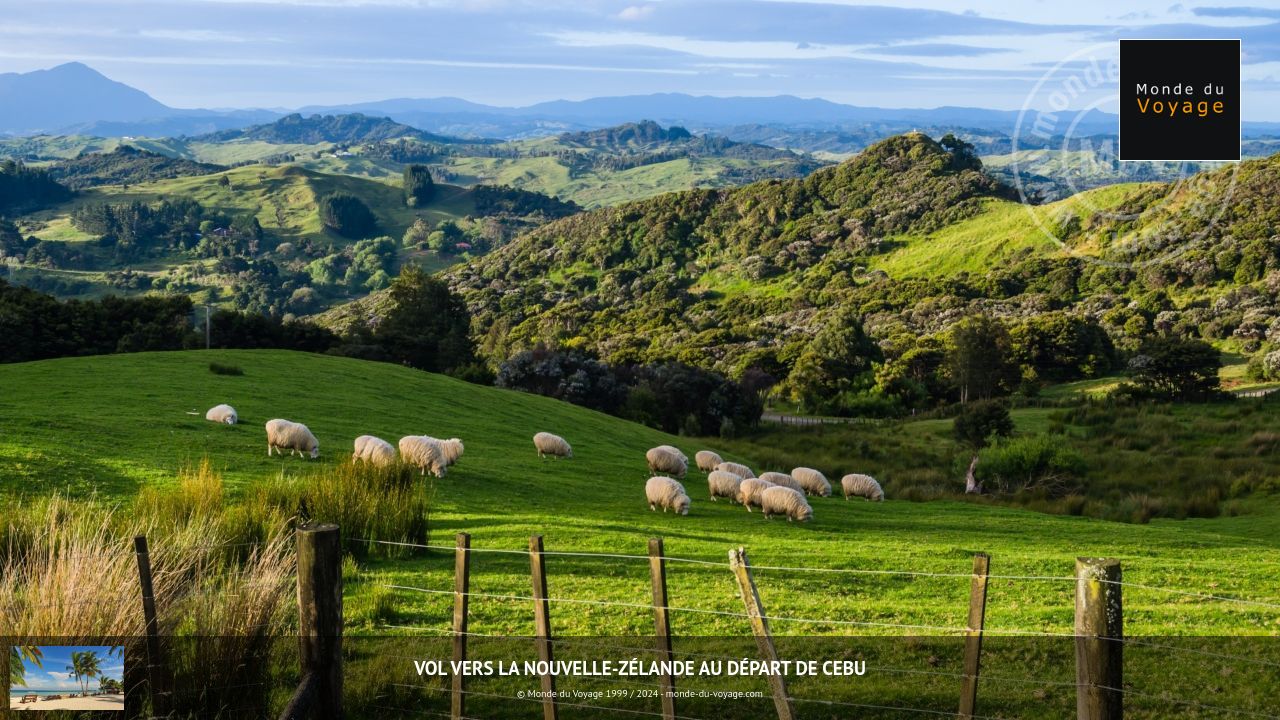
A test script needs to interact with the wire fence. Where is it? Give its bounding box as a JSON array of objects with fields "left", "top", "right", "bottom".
[{"left": 350, "top": 533, "right": 1280, "bottom": 720}]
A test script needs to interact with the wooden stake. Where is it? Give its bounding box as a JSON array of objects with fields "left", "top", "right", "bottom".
[
  {"left": 729, "top": 547, "right": 795, "bottom": 720},
  {"left": 1075, "top": 557, "right": 1122, "bottom": 720},
  {"left": 649, "top": 538, "right": 677, "bottom": 720},
  {"left": 529, "top": 535, "right": 558, "bottom": 720},
  {"left": 958, "top": 552, "right": 990, "bottom": 719},
  {"left": 297, "top": 523, "right": 343, "bottom": 720},
  {"left": 452, "top": 533, "right": 471, "bottom": 720},
  {"left": 134, "top": 535, "right": 169, "bottom": 717}
]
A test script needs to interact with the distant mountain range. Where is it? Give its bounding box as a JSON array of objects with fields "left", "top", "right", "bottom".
[{"left": 4, "top": 62, "right": 1280, "bottom": 144}]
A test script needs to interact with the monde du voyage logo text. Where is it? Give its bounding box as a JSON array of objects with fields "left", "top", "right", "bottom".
[{"left": 1120, "top": 39, "right": 1241, "bottom": 161}]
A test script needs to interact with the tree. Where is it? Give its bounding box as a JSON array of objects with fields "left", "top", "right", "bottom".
[
  {"left": 373, "top": 265, "right": 476, "bottom": 372},
  {"left": 944, "top": 314, "right": 1020, "bottom": 403},
  {"left": 1127, "top": 336, "right": 1221, "bottom": 401},
  {"left": 787, "top": 307, "right": 881, "bottom": 412},
  {"left": 66, "top": 650, "right": 102, "bottom": 697},
  {"left": 9, "top": 646, "right": 43, "bottom": 687},
  {"left": 318, "top": 192, "right": 377, "bottom": 239},
  {"left": 403, "top": 164, "right": 434, "bottom": 206},
  {"left": 953, "top": 399, "right": 1014, "bottom": 493}
]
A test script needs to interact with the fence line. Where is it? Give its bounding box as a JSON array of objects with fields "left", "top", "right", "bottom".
[{"left": 351, "top": 537, "right": 729, "bottom": 567}]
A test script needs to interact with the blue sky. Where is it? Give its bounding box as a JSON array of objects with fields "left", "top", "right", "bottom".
[
  {"left": 10, "top": 646, "right": 124, "bottom": 691},
  {"left": 0, "top": 1, "right": 1278, "bottom": 117}
]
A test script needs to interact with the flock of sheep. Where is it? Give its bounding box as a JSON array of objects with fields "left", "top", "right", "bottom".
[
  {"left": 641, "top": 446, "right": 883, "bottom": 523},
  {"left": 206, "top": 404, "right": 465, "bottom": 476},
  {"left": 203, "top": 407, "right": 882, "bottom": 524}
]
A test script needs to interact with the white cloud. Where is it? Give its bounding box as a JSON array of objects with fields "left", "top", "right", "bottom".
[
  {"left": 138, "top": 29, "right": 267, "bottom": 43},
  {"left": 618, "top": 5, "right": 653, "bottom": 21}
]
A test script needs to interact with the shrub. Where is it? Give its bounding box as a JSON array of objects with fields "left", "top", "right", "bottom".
[
  {"left": 318, "top": 191, "right": 378, "bottom": 239},
  {"left": 971, "top": 435, "right": 1087, "bottom": 496}
]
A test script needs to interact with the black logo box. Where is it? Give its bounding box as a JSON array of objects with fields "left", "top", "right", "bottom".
[{"left": 1119, "top": 39, "right": 1241, "bottom": 162}]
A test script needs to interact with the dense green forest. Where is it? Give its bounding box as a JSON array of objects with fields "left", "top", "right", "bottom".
[
  {"left": 49, "top": 145, "right": 225, "bottom": 189},
  {"left": 448, "top": 132, "right": 1280, "bottom": 415},
  {"left": 0, "top": 159, "right": 72, "bottom": 214}
]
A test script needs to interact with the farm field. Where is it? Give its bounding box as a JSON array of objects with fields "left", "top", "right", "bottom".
[{"left": 2, "top": 349, "right": 1278, "bottom": 647}]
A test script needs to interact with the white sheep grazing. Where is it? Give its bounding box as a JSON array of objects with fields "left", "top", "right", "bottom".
[
  {"left": 645, "top": 476, "right": 691, "bottom": 515},
  {"left": 399, "top": 435, "right": 449, "bottom": 477},
  {"left": 353, "top": 435, "right": 396, "bottom": 467},
  {"left": 646, "top": 446, "right": 688, "bottom": 478},
  {"left": 716, "top": 461, "right": 755, "bottom": 479},
  {"left": 656, "top": 445, "right": 689, "bottom": 464},
  {"left": 791, "top": 467, "right": 832, "bottom": 497},
  {"left": 206, "top": 404, "right": 238, "bottom": 425},
  {"left": 533, "top": 432, "right": 573, "bottom": 459},
  {"left": 841, "top": 473, "right": 885, "bottom": 502},
  {"left": 760, "top": 486, "right": 813, "bottom": 522},
  {"left": 695, "top": 450, "right": 723, "bottom": 473},
  {"left": 759, "top": 471, "right": 804, "bottom": 493},
  {"left": 265, "top": 419, "right": 319, "bottom": 459},
  {"left": 439, "top": 438, "right": 465, "bottom": 466},
  {"left": 737, "top": 477, "right": 776, "bottom": 512},
  {"left": 707, "top": 470, "right": 743, "bottom": 503}
]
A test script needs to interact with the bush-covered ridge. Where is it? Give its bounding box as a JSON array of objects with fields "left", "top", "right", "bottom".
[
  {"left": 49, "top": 145, "right": 225, "bottom": 189},
  {"left": 445, "top": 133, "right": 1280, "bottom": 417},
  {"left": 196, "top": 113, "right": 472, "bottom": 145},
  {"left": 448, "top": 132, "right": 1014, "bottom": 365}
]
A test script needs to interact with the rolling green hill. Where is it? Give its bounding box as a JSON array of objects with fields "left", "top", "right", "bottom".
[
  {"left": 1, "top": 348, "right": 1278, "bottom": 644},
  {"left": 441, "top": 133, "right": 1280, "bottom": 417},
  {"left": 5, "top": 164, "right": 551, "bottom": 308}
]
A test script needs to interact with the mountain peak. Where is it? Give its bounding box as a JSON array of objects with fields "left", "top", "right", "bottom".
[{"left": 0, "top": 62, "right": 172, "bottom": 134}]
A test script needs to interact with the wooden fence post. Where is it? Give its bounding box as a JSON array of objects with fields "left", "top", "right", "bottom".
[
  {"left": 648, "top": 538, "right": 677, "bottom": 720},
  {"left": 958, "top": 552, "right": 990, "bottom": 719},
  {"left": 529, "top": 535, "right": 558, "bottom": 720},
  {"left": 728, "top": 547, "right": 795, "bottom": 720},
  {"left": 1075, "top": 558, "right": 1122, "bottom": 720},
  {"left": 452, "top": 533, "right": 471, "bottom": 720},
  {"left": 297, "top": 523, "right": 343, "bottom": 720},
  {"left": 134, "top": 535, "right": 169, "bottom": 717}
]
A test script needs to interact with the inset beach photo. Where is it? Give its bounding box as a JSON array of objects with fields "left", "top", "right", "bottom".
[{"left": 8, "top": 646, "right": 124, "bottom": 712}]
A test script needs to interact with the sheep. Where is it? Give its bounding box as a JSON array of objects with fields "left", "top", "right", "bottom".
[
  {"left": 533, "top": 432, "right": 573, "bottom": 459},
  {"left": 645, "top": 476, "right": 691, "bottom": 515},
  {"left": 265, "top": 419, "right": 319, "bottom": 459},
  {"left": 399, "top": 435, "right": 449, "bottom": 477},
  {"left": 791, "top": 467, "right": 832, "bottom": 497},
  {"left": 707, "top": 470, "right": 743, "bottom": 503},
  {"left": 716, "top": 461, "right": 756, "bottom": 479},
  {"left": 759, "top": 471, "right": 804, "bottom": 493},
  {"left": 737, "top": 477, "right": 776, "bottom": 512},
  {"left": 646, "top": 446, "right": 688, "bottom": 478},
  {"left": 760, "top": 486, "right": 813, "bottom": 522},
  {"left": 695, "top": 450, "right": 723, "bottom": 473},
  {"left": 205, "top": 404, "right": 238, "bottom": 425},
  {"left": 841, "top": 473, "right": 884, "bottom": 502},
  {"left": 353, "top": 435, "right": 396, "bottom": 467},
  {"left": 656, "top": 445, "right": 689, "bottom": 463},
  {"left": 439, "top": 438, "right": 465, "bottom": 466}
]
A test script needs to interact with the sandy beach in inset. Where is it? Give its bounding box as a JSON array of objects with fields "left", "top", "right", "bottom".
[{"left": 8, "top": 694, "right": 124, "bottom": 711}]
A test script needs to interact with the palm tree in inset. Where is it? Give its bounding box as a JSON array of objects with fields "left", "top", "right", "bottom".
[
  {"left": 9, "top": 646, "right": 44, "bottom": 687},
  {"left": 66, "top": 650, "right": 103, "bottom": 696}
]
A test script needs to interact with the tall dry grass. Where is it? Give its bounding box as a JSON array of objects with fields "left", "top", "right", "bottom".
[{"left": 0, "top": 461, "right": 297, "bottom": 639}]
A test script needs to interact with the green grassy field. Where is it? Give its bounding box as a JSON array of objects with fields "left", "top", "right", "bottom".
[
  {"left": 868, "top": 184, "right": 1152, "bottom": 279},
  {"left": 1, "top": 349, "right": 1278, "bottom": 647}
]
